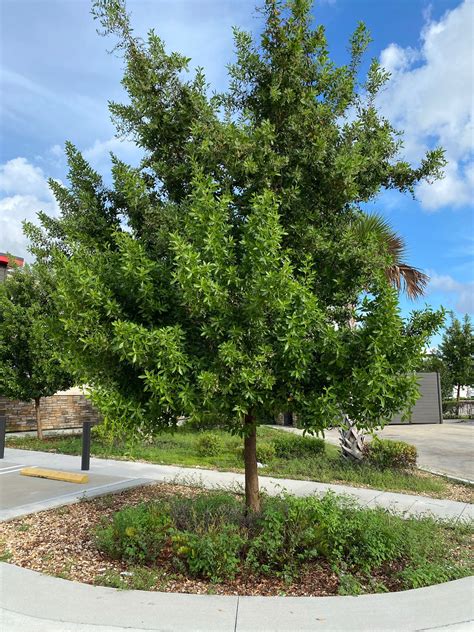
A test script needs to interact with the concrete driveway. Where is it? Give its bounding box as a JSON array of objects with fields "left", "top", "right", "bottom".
[{"left": 324, "top": 421, "right": 474, "bottom": 482}]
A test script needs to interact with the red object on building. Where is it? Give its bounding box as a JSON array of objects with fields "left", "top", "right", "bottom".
[
  {"left": 0, "top": 253, "right": 24, "bottom": 267},
  {"left": 0, "top": 252, "right": 25, "bottom": 282}
]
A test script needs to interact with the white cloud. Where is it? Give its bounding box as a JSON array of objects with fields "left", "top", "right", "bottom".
[
  {"left": 417, "top": 160, "right": 474, "bottom": 209},
  {"left": 0, "top": 158, "right": 59, "bottom": 259},
  {"left": 380, "top": 43, "right": 419, "bottom": 74},
  {"left": 378, "top": 0, "right": 474, "bottom": 210},
  {"left": 50, "top": 144, "right": 63, "bottom": 158},
  {"left": 0, "top": 157, "right": 51, "bottom": 198},
  {"left": 428, "top": 271, "right": 474, "bottom": 313},
  {"left": 83, "top": 137, "right": 143, "bottom": 175}
]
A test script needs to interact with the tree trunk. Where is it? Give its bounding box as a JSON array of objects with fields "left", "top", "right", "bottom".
[
  {"left": 243, "top": 413, "right": 260, "bottom": 512},
  {"left": 34, "top": 397, "right": 43, "bottom": 440},
  {"left": 456, "top": 384, "right": 461, "bottom": 417}
]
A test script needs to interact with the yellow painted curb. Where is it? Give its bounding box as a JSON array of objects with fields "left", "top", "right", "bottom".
[{"left": 20, "top": 467, "right": 89, "bottom": 484}]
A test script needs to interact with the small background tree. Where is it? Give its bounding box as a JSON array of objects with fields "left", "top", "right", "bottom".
[
  {"left": 439, "top": 314, "right": 474, "bottom": 414},
  {"left": 417, "top": 352, "right": 452, "bottom": 401},
  {"left": 0, "top": 265, "right": 73, "bottom": 439}
]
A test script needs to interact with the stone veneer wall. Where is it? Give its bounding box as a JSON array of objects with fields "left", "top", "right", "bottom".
[{"left": 0, "top": 394, "right": 101, "bottom": 433}]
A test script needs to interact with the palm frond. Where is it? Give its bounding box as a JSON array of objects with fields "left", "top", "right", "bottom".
[{"left": 353, "top": 212, "right": 429, "bottom": 299}]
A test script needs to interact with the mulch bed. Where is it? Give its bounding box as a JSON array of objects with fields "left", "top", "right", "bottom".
[{"left": 0, "top": 483, "right": 457, "bottom": 596}]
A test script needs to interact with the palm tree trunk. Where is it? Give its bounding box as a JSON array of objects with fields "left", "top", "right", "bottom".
[
  {"left": 34, "top": 397, "right": 43, "bottom": 440},
  {"left": 243, "top": 413, "right": 260, "bottom": 512},
  {"left": 339, "top": 415, "right": 365, "bottom": 460},
  {"left": 339, "top": 305, "right": 366, "bottom": 460}
]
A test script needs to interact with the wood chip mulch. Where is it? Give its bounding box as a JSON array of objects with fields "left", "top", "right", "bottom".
[
  {"left": 0, "top": 483, "right": 341, "bottom": 596},
  {"left": 0, "top": 482, "right": 463, "bottom": 597}
]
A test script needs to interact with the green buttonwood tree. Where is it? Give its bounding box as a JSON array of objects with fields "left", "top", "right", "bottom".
[
  {"left": 0, "top": 265, "right": 73, "bottom": 439},
  {"left": 439, "top": 314, "right": 474, "bottom": 414},
  {"left": 25, "top": 0, "right": 444, "bottom": 509}
]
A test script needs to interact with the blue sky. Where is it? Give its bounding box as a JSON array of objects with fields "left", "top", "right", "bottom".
[{"left": 1, "top": 0, "right": 473, "bottom": 342}]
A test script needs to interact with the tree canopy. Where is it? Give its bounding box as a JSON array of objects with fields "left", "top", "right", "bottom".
[
  {"left": 439, "top": 314, "right": 474, "bottom": 408},
  {"left": 0, "top": 265, "right": 73, "bottom": 438},
  {"left": 25, "top": 0, "right": 444, "bottom": 508}
]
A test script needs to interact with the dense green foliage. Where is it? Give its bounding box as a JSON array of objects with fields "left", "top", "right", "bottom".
[
  {"left": 363, "top": 438, "right": 417, "bottom": 470},
  {"left": 0, "top": 266, "right": 71, "bottom": 401},
  {"left": 0, "top": 266, "right": 72, "bottom": 436},
  {"left": 196, "top": 432, "right": 224, "bottom": 457},
  {"left": 95, "top": 490, "right": 473, "bottom": 590},
  {"left": 25, "top": 0, "right": 444, "bottom": 505},
  {"left": 272, "top": 433, "right": 325, "bottom": 459},
  {"left": 7, "top": 427, "right": 463, "bottom": 498},
  {"left": 95, "top": 503, "right": 171, "bottom": 563}
]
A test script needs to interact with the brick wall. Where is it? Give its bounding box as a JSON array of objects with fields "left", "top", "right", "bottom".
[{"left": 0, "top": 394, "right": 101, "bottom": 433}]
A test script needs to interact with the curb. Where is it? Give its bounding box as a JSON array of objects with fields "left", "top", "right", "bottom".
[
  {"left": 1, "top": 563, "right": 473, "bottom": 631},
  {"left": 418, "top": 467, "right": 474, "bottom": 486}
]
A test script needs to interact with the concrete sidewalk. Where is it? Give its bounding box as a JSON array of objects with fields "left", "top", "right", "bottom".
[
  {"left": 2, "top": 447, "right": 473, "bottom": 522},
  {"left": 1, "top": 563, "right": 473, "bottom": 631}
]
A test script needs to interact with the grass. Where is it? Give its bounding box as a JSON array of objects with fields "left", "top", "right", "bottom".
[{"left": 7, "top": 426, "right": 471, "bottom": 499}]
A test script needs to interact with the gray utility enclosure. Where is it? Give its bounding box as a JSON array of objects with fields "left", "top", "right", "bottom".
[{"left": 390, "top": 372, "right": 442, "bottom": 424}]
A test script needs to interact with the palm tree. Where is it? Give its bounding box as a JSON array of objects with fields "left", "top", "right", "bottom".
[
  {"left": 339, "top": 213, "right": 429, "bottom": 460},
  {"left": 351, "top": 212, "right": 428, "bottom": 299}
]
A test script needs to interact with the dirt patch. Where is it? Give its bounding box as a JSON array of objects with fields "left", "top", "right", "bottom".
[{"left": 414, "top": 471, "right": 474, "bottom": 504}]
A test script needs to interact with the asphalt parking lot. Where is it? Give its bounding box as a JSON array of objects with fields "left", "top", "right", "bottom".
[
  {"left": 324, "top": 421, "right": 474, "bottom": 482},
  {"left": 0, "top": 460, "right": 148, "bottom": 521}
]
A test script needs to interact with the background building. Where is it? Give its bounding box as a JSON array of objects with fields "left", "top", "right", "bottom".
[{"left": 0, "top": 253, "right": 24, "bottom": 282}]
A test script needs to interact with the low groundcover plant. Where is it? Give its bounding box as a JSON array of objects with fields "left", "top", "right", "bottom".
[{"left": 94, "top": 490, "right": 473, "bottom": 592}]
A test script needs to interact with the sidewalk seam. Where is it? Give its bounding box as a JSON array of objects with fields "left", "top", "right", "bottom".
[
  {"left": 414, "top": 618, "right": 474, "bottom": 631},
  {"left": 233, "top": 595, "right": 239, "bottom": 632},
  {"left": 455, "top": 503, "right": 469, "bottom": 524}
]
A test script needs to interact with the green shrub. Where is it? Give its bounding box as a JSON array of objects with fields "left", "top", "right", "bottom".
[
  {"left": 95, "top": 490, "right": 473, "bottom": 592},
  {"left": 257, "top": 442, "right": 276, "bottom": 464},
  {"left": 364, "top": 438, "right": 417, "bottom": 469},
  {"left": 95, "top": 503, "right": 171, "bottom": 563},
  {"left": 196, "top": 433, "right": 223, "bottom": 457},
  {"left": 246, "top": 495, "right": 322, "bottom": 577},
  {"left": 234, "top": 442, "right": 276, "bottom": 464},
  {"left": 273, "top": 433, "right": 325, "bottom": 459},
  {"left": 169, "top": 492, "right": 245, "bottom": 532},
  {"left": 337, "top": 573, "right": 364, "bottom": 596},
  {"left": 341, "top": 507, "right": 402, "bottom": 571},
  {"left": 172, "top": 526, "right": 244, "bottom": 581},
  {"left": 246, "top": 493, "right": 405, "bottom": 578}
]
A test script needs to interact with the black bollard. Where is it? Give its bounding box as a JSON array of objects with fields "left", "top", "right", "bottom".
[
  {"left": 0, "top": 416, "right": 5, "bottom": 459},
  {"left": 81, "top": 421, "right": 92, "bottom": 471}
]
